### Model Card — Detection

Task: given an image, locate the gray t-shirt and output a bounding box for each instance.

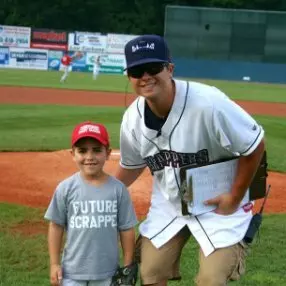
[44,173,138,281]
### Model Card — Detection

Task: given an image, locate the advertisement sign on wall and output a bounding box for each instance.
[31,28,68,50]
[106,33,138,54]
[8,47,48,70]
[48,50,64,70]
[0,47,9,67]
[0,25,31,48]
[71,51,88,72]
[68,32,107,53]
[86,53,126,74]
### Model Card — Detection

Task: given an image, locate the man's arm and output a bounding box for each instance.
[71,52,82,60]
[230,139,265,204]
[205,139,265,215]
[115,165,146,187]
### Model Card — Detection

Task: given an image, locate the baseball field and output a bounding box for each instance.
[0,69,285,285]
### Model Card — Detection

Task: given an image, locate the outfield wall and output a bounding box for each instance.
[1,24,286,83]
[0,25,137,74]
[173,58,286,84]
[165,6,286,84]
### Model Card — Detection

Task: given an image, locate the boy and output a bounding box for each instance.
[44,121,138,286]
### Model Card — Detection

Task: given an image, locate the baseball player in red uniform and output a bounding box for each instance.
[60,52,82,83]
[115,35,266,286]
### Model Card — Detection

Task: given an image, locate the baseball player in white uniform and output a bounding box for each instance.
[93,55,101,80]
[115,35,266,286]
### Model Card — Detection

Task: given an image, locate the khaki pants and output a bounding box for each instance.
[136,226,248,285]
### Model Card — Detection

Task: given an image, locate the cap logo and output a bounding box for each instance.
[78,124,100,134]
[132,42,155,53]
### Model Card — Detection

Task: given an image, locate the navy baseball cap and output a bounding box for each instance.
[124,35,171,69]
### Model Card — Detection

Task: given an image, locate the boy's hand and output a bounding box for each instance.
[110,262,138,285]
[50,264,62,286]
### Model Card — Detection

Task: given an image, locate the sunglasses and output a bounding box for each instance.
[127,62,168,79]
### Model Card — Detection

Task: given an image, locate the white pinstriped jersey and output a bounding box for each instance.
[120,79,264,256]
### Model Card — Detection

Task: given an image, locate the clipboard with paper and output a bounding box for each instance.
[179,158,250,216]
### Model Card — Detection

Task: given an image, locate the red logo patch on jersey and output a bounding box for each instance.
[242,202,253,213]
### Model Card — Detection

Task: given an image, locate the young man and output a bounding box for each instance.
[60,51,82,83]
[45,121,138,286]
[115,35,265,286]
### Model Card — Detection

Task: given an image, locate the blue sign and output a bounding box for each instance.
[10,50,47,61]
[0,47,9,65]
[48,50,63,71]
[70,52,88,72]
[48,58,61,70]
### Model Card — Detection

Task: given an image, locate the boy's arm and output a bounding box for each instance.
[48,221,64,266]
[119,228,136,266]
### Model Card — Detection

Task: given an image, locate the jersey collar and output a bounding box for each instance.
[139,79,188,140]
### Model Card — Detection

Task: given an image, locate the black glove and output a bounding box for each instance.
[110,262,138,286]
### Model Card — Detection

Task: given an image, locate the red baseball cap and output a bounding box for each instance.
[71,121,110,147]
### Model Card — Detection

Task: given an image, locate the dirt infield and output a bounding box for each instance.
[1,86,286,116]
[0,86,285,217]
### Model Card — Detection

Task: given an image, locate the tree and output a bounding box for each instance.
[0,0,285,34]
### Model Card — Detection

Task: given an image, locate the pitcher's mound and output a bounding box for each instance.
[0,150,285,215]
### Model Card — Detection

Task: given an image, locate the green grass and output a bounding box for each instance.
[0,105,125,151]
[253,115,286,172]
[174,213,286,286]
[0,203,49,286]
[0,69,286,102]
[0,203,285,285]
[0,105,285,172]
[0,66,285,286]
[185,78,286,103]
[0,69,130,93]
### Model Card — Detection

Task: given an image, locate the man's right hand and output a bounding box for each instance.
[204,192,240,215]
